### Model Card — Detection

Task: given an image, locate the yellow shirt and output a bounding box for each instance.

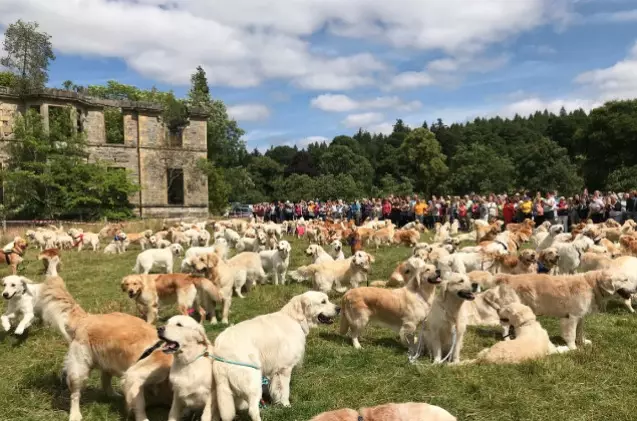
[520,200,532,214]
[414,202,427,216]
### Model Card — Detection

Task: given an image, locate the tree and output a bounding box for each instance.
[448,143,516,194]
[188,66,211,108]
[0,71,16,88]
[1,20,55,93]
[606,166,637,193]
[400,127,448,195]
[2,109,138,219]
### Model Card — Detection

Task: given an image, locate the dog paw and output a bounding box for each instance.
[584,339,592,346]
[1,322,10,332]
[14,327,24,336]
[555,346,570,354]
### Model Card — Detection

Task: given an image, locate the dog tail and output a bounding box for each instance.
[39,276,88,342]
[288,264,319,283]
[132,258,142,274]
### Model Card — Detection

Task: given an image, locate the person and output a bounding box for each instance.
[503,198,515,226]
[589,191,605,224]
[544,192,556,223]
[458,201,468,231]
[414,199,427,225]
[382,199,391,221]
[534,197,545,226]
[628,191,637,222]
[557,197,569,232]
[609,195,622,223]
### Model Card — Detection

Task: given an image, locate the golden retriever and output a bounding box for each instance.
[463,302,569,364]
[340,258,441,349]
[494,270,632,349]
[39,276,172,421]
[120,274,221,325]
[158,315,216,421]
[213,291,340,421]
[309,402,457,421]
[392,228,420,247]
[290,251,375,293]
[422,273,476,364]
[493,249,537,274]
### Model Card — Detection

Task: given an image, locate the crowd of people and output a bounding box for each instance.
[247,190,637,233]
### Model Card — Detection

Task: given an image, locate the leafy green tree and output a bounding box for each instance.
[606,166,637,193]
[3,109,137,219]
[448,143,516,194]
[104,107,124,144]
[373,174,415,197]
[0,71,16,88]
[319,145,374,187]
[1,19,55,93]
[400,127,448,195]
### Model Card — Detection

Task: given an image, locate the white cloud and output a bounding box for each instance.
[227,104,271,121]
[389,54,509,90]
[585,9,637,24]
[0,0,567,90]
[367,122,394,135]
[389,71,435,90]
[498,98,601,117]
[311,93,421,112]
[297,136,329,148]
[342,112,384,128]
[574,40,637,101]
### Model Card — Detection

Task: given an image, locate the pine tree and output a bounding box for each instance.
[188,66,211,108]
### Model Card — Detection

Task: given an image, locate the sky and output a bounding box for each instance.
[1,0,637,152]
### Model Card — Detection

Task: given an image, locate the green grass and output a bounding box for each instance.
[2,234,637,421]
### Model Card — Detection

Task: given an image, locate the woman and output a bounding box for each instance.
[609,195,622,223]
[557,197,569,232]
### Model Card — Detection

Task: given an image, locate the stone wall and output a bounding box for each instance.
[0,89,210,218]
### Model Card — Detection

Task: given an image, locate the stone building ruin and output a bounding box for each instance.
[0,87,209,218]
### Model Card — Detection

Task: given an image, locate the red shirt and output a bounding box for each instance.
[503,203,515,223]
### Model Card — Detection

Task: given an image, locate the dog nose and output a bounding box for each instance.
[435,269,441,277]
[157,326,165,335]
[335,306,341,314]
[2,292,8,298]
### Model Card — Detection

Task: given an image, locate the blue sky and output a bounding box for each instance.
[2,0,637,151]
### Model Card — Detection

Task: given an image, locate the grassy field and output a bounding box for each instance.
[2,232,637,421]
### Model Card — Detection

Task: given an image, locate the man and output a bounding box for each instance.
[627,191,637,222]
[414,199,427,225]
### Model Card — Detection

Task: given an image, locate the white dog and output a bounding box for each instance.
[68,228,100,251]
[259,240,292,285]
[1,275,42,335]
[213,291,340,421]
[158,315,215,421]
[330,240,345,260]
[305,244,334,264]
[133,244,184,274]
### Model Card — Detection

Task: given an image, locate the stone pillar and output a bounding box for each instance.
[40,103,49,133]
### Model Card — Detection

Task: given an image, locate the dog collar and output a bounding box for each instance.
[495,240,508,251]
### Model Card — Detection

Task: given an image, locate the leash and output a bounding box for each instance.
[408,320,457,364]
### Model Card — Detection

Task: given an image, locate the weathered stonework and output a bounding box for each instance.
[0,87,209,218]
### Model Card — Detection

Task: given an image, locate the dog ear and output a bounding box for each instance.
[21,278,31,295]
[367,253,375,264]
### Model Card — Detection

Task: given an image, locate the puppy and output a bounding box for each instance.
[213,292,340,421]
[133,244,184,274]
[340,258,441,349]
[423,273,476,364]
[1,275,42,335]
[464,303,569,364]
[309,402,457,421]
[158,315,216,421]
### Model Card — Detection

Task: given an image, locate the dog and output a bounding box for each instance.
[463,302,569,364]
[340,258,441,349]
[38,248,61,275]
[309,402,457,421]
[190,251,255,323]
[347,229,362,255]
[422,273,476,364]
[133,244,184,274]
[157,315,216,421]
[537,248,559,274]
[495,270,632,349]
[464,284,520,331]
[121,274,221,325]
[1,275,42,335]
[68,228,100,251]
[290,251,375,293]
[213,291,339,421]
[330,240,345,260]
[493,249,538,274]
[39,276,173,421]
[0,237,27,274]
[259,240,291,285]
[392,228,420,247]
[305,244,334,265]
